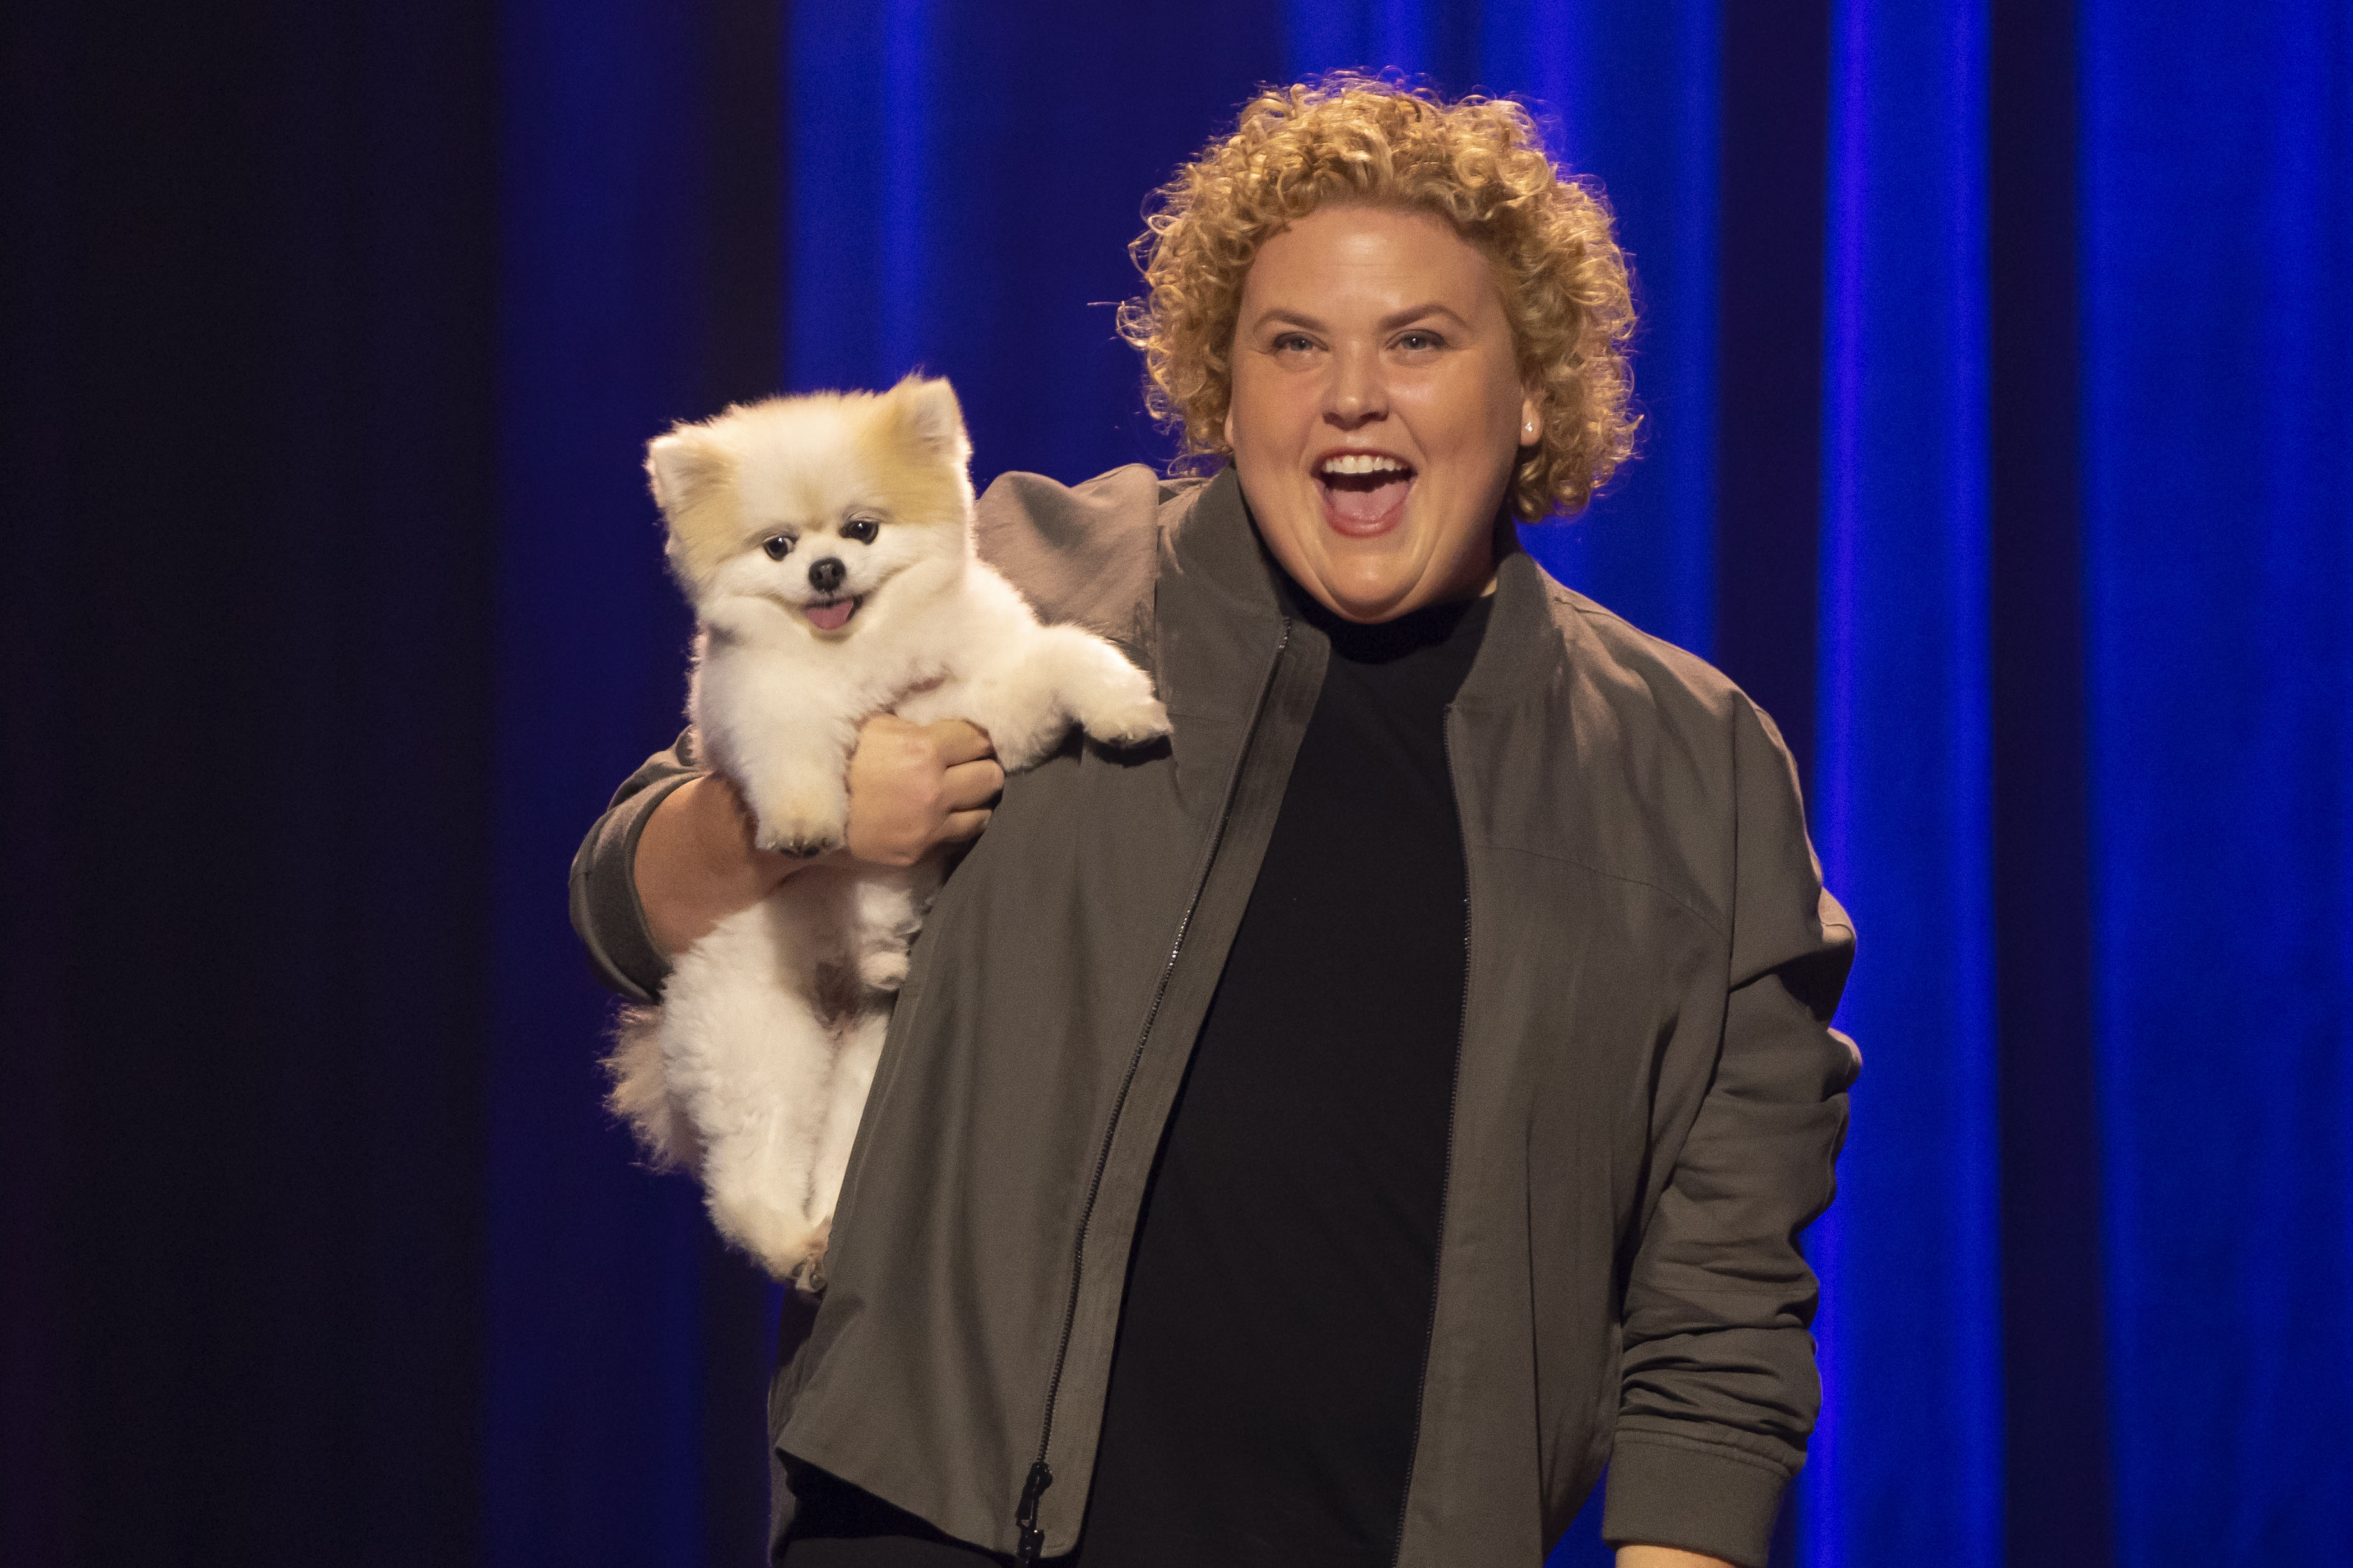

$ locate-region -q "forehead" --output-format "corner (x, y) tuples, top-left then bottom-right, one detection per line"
(728, 405), (872, 517)
(1240, 203), (1503, 322)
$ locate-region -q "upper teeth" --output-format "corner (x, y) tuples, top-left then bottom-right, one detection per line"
(1322, 454), (1407, 477)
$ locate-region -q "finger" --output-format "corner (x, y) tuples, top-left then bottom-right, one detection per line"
(939, 807), (992, 843)
(925, 718), (996, 768)
(857, 711), (920, 740)
(939, 757), (1006, 811)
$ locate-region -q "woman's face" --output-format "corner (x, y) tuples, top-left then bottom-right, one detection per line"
(1224, 202), (1540, 623)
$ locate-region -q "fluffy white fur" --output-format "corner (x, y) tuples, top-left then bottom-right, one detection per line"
(609, 375), (1168, 1291)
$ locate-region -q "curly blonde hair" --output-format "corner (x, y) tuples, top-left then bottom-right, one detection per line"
(1117, 75), (1639, 521)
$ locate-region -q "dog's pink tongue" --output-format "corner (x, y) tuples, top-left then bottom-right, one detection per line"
(1324, 475), (1410, 528)
(806, 598), (857, 631)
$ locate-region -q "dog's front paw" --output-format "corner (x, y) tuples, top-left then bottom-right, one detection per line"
(1080, 695), (1171, 749)
(757, 824), (843, 858)
(753, 793), (847, 858)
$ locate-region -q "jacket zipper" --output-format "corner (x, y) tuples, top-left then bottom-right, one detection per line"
(1014, 617), (1294, 1565)
(1387, 704), (1473, 1568)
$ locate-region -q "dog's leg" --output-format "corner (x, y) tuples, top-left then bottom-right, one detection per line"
(692, 633), (867, 858)
(928, 626), (1163, 771)
(711, 696), (860, 858)
(848, 861), (936, 991)
(658, 895), (838, 1279)
(1018, 624), (1171, 755)
(800, 1000), (892, 1291)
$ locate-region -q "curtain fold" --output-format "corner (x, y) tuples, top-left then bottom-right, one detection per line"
(8, 3), (2347, 1564)
(2083, 3), (2353, 1561)
(1804, 1), (2003, 1564)
(488, 3), (783, 1564)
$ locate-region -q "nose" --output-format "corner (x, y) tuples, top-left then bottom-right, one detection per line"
(807, 557), (846, 594)
(1325, 343), (1387, 431)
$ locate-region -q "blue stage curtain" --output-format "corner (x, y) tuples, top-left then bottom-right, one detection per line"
(1803, 2), (2005, 1566)
(10, 3), (2347, 1565)
(486, 1), (793, 1563)
(1471, 0), (1723, 656)
(2082, 1), (2352, 1561)
(470, 0), (2353, 1562)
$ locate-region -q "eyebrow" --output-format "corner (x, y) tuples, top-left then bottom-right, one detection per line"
(1252, 301), (1475, 334)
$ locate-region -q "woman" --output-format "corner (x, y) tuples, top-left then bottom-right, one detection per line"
(572, 77), (1857, 1568)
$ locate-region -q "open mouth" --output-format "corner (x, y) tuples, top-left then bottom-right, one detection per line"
(803, 596), (860, 632)
(1315, 452), (1416, 538)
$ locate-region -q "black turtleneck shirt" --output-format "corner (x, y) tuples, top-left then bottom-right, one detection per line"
(1076, 586), (1491, 1567)
(779, 584), (1493, 1568)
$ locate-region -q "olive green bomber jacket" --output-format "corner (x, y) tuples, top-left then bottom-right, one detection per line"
(568, 464), (1860, 1568)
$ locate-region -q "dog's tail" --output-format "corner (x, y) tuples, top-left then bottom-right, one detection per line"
(604, 1005), (705, 1174)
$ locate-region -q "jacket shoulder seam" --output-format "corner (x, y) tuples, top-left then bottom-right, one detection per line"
(1551, 586), (1755, 719)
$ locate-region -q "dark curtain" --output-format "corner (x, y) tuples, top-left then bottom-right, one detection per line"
(4, 3), (499, 1564)
(5, 3), (2345, 1566)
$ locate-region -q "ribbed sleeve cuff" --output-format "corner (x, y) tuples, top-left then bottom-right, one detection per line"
(1602, 1432), (1790, 1568)
(567, 770), (698, 1003)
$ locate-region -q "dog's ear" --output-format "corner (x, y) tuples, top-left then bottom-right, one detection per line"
(646, 428), (734, 520)
(886, 375), (971, 464)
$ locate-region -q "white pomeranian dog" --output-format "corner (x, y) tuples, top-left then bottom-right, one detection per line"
(607, 374), (1168, 1290)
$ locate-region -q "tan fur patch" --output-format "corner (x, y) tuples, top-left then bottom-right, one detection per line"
(649, 428), (747, 593)
(647, 376), (973, 598)
(851, 380), (971, 531)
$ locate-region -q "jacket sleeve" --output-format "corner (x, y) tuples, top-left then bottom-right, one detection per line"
(1602, 700), (1861, 1568)
(567, 728), (707, 1003)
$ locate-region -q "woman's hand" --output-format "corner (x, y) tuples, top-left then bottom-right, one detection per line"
(1616, 1547), (1738, 1568)
(839, 715), (1002, 867)
(634, 716), (1001, 958)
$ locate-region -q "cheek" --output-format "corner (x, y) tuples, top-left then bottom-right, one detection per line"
(1226, 365), (1310, 457)
(864, 528), (952, 575)
(1416, 371), (1516, 457)
(850, 543), (900, 579)
(1405, 380), (1521, 504)
(710, 553), (783, 596)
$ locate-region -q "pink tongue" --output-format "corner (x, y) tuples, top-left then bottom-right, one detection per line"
(806, 598), (856, 631)
(1325, 476), (1410, 525)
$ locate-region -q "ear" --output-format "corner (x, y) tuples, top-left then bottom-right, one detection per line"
(1517, 388), (1544, 449)
(888, 374), (971, 463)
(646, 428), (734, 519)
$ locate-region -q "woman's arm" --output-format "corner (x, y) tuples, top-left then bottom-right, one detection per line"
(1601, 698), (1859, 1567)
(1619, 1549), (1737, 1568)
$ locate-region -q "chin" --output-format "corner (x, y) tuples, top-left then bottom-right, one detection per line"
(1282, 523), (1454, 621)
(1315, 568), (1421, 621)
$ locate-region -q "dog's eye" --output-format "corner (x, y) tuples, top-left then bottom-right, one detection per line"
(841, 516), (879, 545)
(761, 535), (794, 561)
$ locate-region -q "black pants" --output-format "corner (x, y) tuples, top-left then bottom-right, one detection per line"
(776, 1465), (1056, 1567)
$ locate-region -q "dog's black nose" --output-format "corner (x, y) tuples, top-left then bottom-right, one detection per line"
(807, 558), (846, 594)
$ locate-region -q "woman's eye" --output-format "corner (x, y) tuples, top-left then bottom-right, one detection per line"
(1396, 331), (1444, 352)
(1272, 333), (1317, 355)
(762, 535), (794, 561)
(841, 517), (879, 544)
